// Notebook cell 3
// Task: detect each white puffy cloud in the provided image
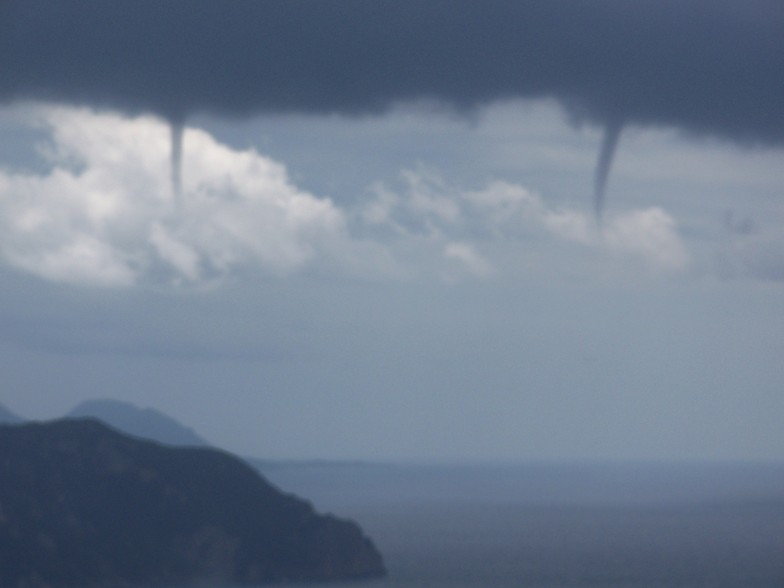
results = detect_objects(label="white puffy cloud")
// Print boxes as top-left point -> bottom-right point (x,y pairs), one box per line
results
0,108 -> 696,289
443,242 -> 494,278
601,208 -> 690,273
363,168 -> 691,275
0,107 -> 349,286
400,167 -> 461,225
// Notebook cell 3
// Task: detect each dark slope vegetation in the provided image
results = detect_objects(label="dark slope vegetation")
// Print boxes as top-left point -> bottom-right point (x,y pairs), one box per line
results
0,419 -> 385,588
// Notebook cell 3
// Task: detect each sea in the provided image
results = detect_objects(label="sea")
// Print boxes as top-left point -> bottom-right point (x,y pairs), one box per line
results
259,461 -> 784,588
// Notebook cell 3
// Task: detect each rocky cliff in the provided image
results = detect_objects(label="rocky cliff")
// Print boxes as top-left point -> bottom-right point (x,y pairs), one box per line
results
0,419 -> 385,587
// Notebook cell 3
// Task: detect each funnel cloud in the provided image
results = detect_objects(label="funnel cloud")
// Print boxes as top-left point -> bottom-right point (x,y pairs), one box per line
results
169,118 -> 184,200
594,119 -> 624,222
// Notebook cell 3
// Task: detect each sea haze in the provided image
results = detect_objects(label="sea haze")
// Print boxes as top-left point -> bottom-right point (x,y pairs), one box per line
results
261,462 -> 784,587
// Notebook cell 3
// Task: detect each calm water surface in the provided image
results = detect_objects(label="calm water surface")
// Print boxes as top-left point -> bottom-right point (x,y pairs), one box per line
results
261,462 -> 784,588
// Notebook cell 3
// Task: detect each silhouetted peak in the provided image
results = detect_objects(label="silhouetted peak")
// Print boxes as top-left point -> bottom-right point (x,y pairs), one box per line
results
68,398 -> 209,447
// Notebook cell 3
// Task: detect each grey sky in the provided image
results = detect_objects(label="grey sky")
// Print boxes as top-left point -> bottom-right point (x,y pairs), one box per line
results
0,3 -> 782,462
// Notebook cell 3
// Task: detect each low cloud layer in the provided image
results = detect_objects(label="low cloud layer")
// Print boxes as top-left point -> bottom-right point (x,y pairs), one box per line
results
2,1 -> 782,145
10,107 -> 782,288
718,212 -> 784,281
0,108 -> 349,287
363,171 -> 691,276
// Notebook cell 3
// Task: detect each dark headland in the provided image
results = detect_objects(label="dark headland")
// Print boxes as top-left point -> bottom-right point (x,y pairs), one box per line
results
0,419 -> 385,588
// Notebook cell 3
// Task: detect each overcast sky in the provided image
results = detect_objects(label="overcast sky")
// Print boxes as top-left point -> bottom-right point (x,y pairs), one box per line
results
1,1 -> 783,462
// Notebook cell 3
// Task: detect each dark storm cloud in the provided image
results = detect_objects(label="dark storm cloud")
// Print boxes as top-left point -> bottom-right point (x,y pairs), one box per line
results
1,0 -> 783,143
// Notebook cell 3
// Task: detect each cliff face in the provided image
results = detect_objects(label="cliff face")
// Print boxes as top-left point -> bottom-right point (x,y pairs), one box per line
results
0,419 -> 385,588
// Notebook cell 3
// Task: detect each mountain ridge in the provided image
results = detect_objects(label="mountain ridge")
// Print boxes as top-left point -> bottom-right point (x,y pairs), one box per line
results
67,398 -> 209,447
0,418 -> 385,587
0,402 -> 22,424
